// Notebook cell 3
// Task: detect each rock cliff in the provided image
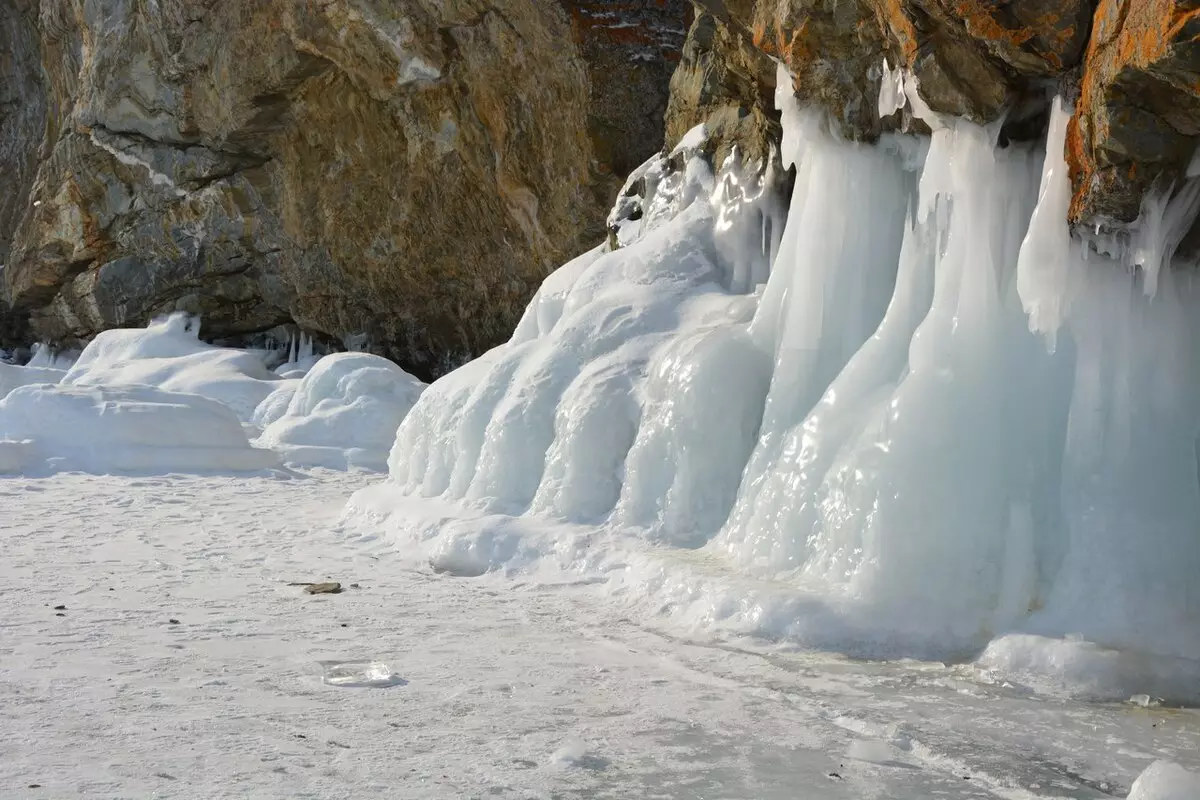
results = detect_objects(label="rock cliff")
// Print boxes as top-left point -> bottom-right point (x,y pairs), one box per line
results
0,0 -> 688,377
6,0 -> 1200,370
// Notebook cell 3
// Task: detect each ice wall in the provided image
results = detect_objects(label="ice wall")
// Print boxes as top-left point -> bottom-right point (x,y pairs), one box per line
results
389,131 -> 785,540
377,66 -> 1200,692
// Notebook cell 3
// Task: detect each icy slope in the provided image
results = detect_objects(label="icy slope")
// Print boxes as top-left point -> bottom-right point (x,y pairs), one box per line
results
363,68 -> 1200,698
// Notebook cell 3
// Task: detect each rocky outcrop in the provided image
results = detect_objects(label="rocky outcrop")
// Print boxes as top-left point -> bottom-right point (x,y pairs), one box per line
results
665,3 -> 781,167
1,0 -> 687,378
668,0 -> 1200,250
1068,0 -> 1200,229
0,1 -> 46,294
667,0 -> 1094,147
9,0 -> 1200,372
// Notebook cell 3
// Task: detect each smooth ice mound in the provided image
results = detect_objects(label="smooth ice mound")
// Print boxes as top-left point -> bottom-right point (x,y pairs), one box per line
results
0,383 -> 279,474
354,68 -> 1200,700
63,312 -> 285,421
259,352 -> 425,471
1127,761 -> 1200,800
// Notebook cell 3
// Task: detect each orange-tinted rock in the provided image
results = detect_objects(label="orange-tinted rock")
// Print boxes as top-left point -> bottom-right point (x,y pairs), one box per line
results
667,0 -> 1092,151
1069,0 -> 1200,227
665,4 -> 781,166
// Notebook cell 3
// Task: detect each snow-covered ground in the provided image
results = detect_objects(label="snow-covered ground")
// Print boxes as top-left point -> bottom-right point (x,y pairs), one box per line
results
1,470 -> 1197,799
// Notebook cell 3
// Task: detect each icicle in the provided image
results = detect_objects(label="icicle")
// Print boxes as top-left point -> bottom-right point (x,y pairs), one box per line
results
1016,96 -> 1079,347
711,148 -> 786,293
877,58 -> 906,119
378,62 -> 1200,694
1130,180 -> 1200,298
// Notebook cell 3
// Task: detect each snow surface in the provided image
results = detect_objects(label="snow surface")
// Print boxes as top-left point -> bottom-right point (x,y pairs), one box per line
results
259,352 -> 425,470
2,470 -> 1198,798
363,65 -> 1200,704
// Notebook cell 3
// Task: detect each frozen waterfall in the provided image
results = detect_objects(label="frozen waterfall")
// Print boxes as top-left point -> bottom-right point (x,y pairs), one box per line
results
359,64 -> 1200,699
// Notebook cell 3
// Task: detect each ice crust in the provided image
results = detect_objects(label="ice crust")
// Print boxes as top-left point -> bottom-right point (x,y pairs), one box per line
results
365,64 -> 1200,698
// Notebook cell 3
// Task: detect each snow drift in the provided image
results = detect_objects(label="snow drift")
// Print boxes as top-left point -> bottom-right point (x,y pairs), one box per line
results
0,342 -> 73,399
62,313 -> 284,421
0,362 -> 66,400
361,70 -> 1200,699
0,384 -> 279,474
259,352 -> 425,470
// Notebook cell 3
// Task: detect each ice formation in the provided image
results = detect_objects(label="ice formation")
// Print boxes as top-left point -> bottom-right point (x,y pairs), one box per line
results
259,352 -> 425,470
0,362 -> 66,400
273,331 -> 322,379
0,313 -> 440,475
366,66 -> 1200,697
0,383 -> 279,474
0,343 -> 74,400
62,313 -> 286,421
1127,761 -> 1200,800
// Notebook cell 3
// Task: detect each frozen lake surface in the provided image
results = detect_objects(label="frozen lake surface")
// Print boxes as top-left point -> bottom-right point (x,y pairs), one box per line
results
2,471 -> 1196,799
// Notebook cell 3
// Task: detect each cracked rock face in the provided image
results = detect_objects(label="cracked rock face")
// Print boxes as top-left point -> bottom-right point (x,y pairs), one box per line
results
1,0 -> 687,377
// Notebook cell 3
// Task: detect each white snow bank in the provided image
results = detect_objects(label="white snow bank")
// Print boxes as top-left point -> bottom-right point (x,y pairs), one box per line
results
0,439 -> 38,473
260,353 -> 425,471
976,634 -> 1200,705
63,313 -> 284,421
0,362 -> 65,400
250,380 -> 301,430
359,64 -> 1200,701
1128,761 -> 1200,800
0,384 -> 279,474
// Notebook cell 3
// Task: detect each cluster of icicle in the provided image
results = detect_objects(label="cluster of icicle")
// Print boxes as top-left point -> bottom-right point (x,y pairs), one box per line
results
386,60 -> 1200,675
